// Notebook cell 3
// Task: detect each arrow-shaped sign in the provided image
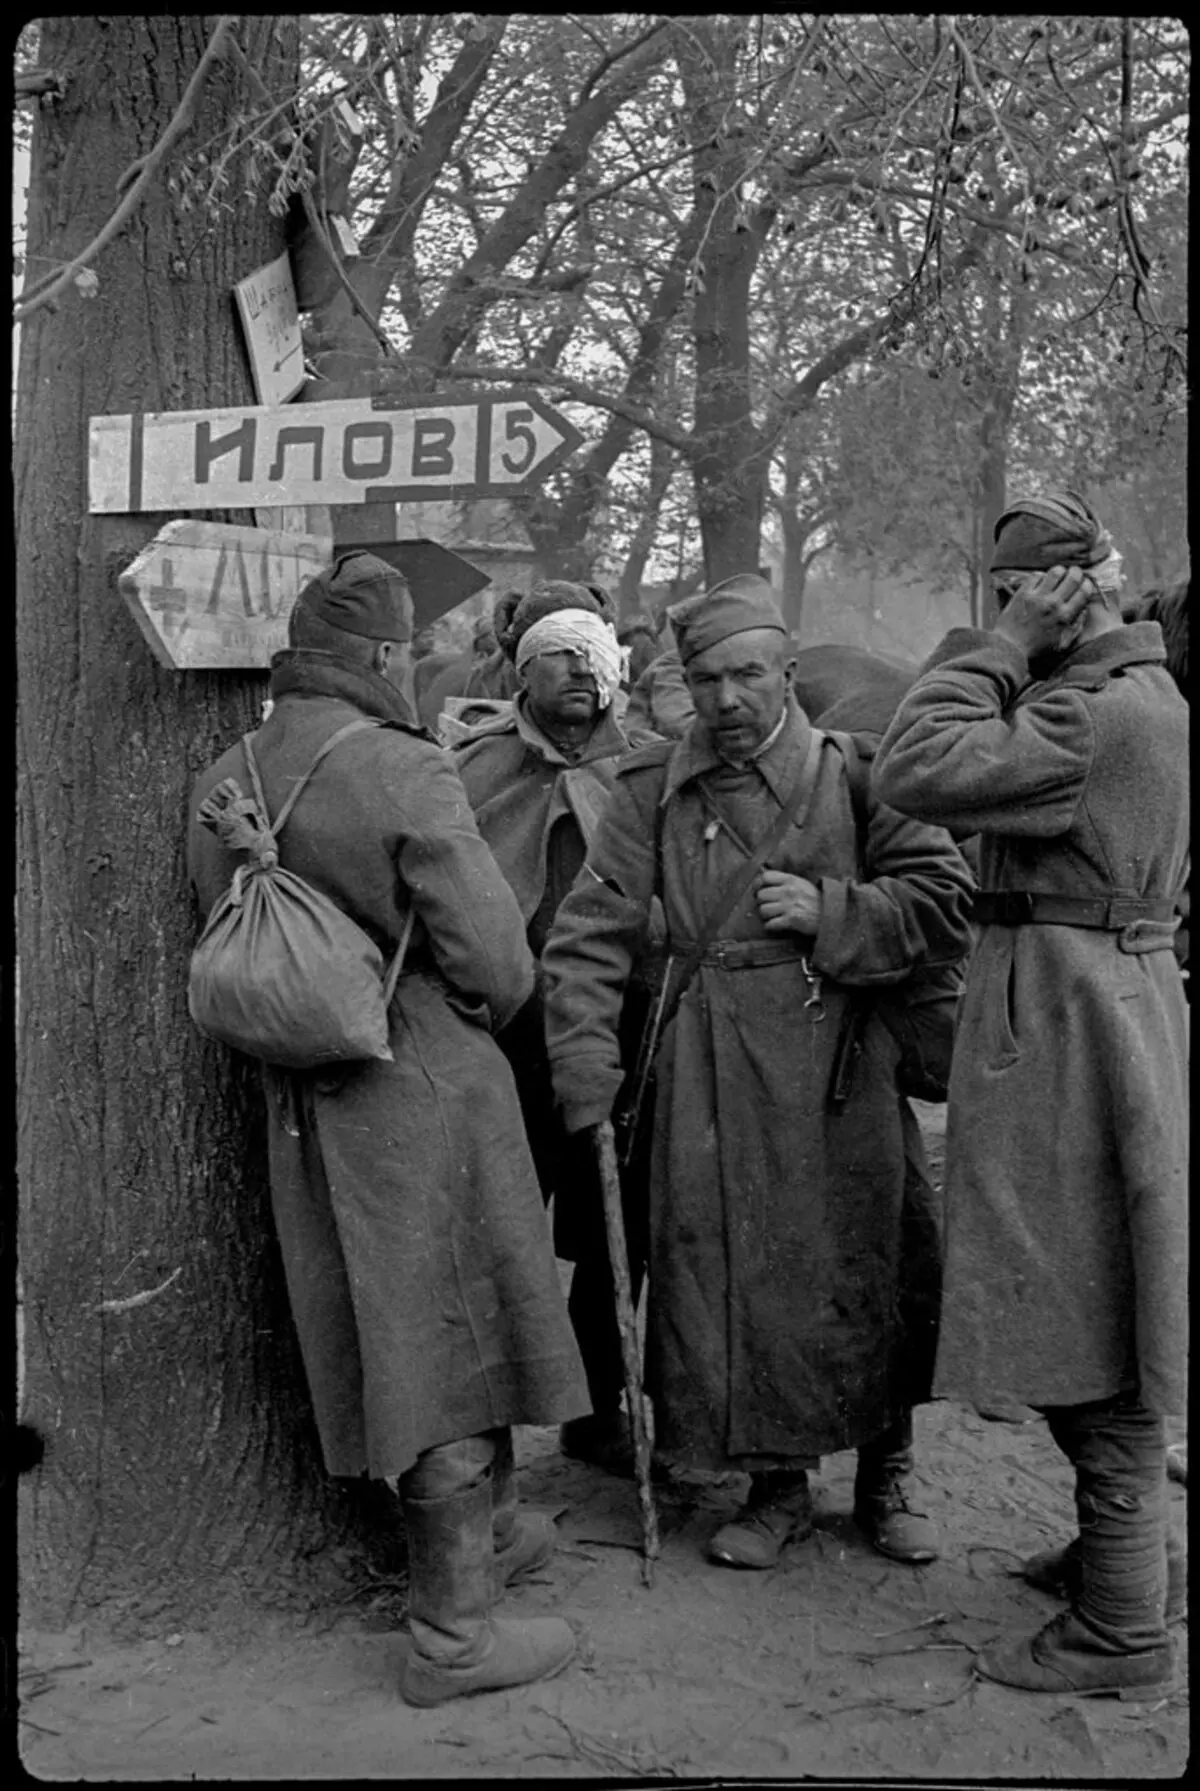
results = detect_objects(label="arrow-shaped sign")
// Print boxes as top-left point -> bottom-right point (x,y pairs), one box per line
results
119,519 -> 330,669
89,390 -> 586,515
118,519 -> 491,669
331,537 -> 490,630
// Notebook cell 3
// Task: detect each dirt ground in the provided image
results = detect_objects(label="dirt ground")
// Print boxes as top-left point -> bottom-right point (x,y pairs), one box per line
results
18,1109 -> 1190,1782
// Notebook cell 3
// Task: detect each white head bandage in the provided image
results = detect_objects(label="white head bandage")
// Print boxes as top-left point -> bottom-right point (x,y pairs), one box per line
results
514,607 -> 628,709
1086,548 -> 1125,595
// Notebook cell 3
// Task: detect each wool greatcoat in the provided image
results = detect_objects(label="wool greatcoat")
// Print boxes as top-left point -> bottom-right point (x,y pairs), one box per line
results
453,695 -> 659,1271
873,622 -> 1189,1417
542,696 -> 975,1467
187,650 -> 589,1482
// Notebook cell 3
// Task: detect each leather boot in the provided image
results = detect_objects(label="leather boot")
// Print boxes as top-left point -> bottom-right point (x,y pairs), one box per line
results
854,1417 -> 939,1564
490,1428 -> 556,1598
977,1608 -> 1176,1698
399,1478 -> 575,1707
708,1470 -> 814,1569
1023,1532 -> 1187,1626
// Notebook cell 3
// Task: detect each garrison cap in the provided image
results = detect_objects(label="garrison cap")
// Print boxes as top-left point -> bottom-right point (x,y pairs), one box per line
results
990,488 -> 1113,575
667,573 -> 786,665
294,551 -> 413,642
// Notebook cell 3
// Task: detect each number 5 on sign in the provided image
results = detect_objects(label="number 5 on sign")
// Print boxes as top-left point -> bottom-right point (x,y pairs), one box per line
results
489,400 -> 567,485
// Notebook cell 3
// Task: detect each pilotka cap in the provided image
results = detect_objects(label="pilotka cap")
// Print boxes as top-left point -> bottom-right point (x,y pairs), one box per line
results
295,551 -> 413,641
668,574 -> 786,665
989,489 -> 1112,575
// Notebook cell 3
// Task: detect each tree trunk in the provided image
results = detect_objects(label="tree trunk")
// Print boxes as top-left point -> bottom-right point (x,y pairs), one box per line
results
676,23 -> 772,587
617,438 -> 675,615
16,16 -> 372,1633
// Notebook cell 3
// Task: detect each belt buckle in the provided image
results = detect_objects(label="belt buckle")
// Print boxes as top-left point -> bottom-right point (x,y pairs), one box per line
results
711,941 -> 729,969
998,891 -> 1035,925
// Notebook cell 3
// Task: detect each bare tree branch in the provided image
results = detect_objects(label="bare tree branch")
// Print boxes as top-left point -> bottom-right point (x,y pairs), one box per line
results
445,359 -> 693,454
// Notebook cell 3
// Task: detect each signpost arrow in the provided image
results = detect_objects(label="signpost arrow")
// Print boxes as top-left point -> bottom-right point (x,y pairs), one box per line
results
89,390 -> 586,515
330,537 -> 490,630
119,520 -> 490,668
119,519 -> 330,670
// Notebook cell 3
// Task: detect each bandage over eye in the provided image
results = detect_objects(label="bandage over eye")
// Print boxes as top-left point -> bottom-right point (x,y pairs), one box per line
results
514,608 -> 629,709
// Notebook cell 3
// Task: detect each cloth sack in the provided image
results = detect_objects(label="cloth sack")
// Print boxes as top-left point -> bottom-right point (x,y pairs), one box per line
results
188,720 -> 410,1069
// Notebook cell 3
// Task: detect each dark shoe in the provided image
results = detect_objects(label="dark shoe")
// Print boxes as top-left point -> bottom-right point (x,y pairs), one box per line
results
708,1473 -> 813,1569
490,1426 -> 557,1597
854,1453 -> 939,1564
399,1476 -> 576,1706
560,1412 -> 672,1483
976,1609 -> 1176,1699
1023,1535 -> 1187,1626
493,1512 -> 556,1597
560,1411 -> 636,1476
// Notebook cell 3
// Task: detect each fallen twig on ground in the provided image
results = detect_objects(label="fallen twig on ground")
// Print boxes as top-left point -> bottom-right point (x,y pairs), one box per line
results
870,1611 -> 949,1639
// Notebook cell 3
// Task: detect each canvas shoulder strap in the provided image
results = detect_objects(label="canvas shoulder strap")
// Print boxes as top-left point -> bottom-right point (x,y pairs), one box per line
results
667,724 -> 826,1004
240,717 -> 412,1003
241,718 -> 383,839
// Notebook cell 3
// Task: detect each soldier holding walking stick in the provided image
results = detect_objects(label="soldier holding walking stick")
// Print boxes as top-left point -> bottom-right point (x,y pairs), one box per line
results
542,575 -> 975,1572
454,579 -> 662,1479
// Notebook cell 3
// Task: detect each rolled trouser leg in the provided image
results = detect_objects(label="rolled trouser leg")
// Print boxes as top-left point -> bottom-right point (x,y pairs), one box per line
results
1023,1529 -> 1187,1624
399,1432 -> 575,1707
1049,1396 -> 1170,1653
978,1395 -> 1176,1695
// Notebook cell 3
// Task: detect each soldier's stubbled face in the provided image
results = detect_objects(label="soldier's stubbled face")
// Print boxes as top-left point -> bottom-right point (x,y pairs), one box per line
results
520,648 -> 601,728
685,628 -> 797,762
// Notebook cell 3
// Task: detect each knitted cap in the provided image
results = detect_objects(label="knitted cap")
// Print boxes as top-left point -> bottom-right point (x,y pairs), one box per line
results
294,551 -> 413,641
667,574 -> 786,665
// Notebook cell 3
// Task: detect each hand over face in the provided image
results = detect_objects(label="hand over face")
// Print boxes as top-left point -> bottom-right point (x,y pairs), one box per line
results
993,563 -> 1092,661
756,868 -> 821,934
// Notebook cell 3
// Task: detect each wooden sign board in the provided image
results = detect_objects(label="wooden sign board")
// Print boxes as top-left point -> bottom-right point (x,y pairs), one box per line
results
89,392 -> 585,514
233,251 -> 305,407
119,519 -> 330,669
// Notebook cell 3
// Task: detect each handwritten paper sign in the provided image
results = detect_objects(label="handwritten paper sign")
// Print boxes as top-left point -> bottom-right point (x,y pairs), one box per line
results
234,251 -> 305,407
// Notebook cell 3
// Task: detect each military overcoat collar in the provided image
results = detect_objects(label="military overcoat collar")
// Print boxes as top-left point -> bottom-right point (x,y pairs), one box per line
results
662,694 -> 815,804
512,691 -> 630,768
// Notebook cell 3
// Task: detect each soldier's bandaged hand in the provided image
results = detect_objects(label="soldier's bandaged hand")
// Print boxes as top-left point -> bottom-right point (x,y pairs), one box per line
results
756,869 -> 821,934
993,563 -> 1091,660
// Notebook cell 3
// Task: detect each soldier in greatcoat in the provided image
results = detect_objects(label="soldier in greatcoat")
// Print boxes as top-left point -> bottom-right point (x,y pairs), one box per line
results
454,581 -> 656,1476
874,490 -> 1188,1696
541,575 -> 975,1569
188,553 -> 589,1706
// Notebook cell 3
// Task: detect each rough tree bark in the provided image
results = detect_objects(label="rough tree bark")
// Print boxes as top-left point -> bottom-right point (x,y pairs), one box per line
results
16,16 -> 380,1633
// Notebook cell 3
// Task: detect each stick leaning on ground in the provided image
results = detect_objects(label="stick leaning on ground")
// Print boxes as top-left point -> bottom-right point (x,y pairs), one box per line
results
592,1118 -> 660,1586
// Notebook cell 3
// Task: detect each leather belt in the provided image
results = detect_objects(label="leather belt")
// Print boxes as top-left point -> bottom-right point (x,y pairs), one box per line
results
972,892 -> 1178,930
674,936 -> 813,970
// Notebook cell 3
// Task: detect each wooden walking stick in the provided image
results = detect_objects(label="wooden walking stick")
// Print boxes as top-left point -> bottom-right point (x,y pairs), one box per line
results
593,1117 -> 660,1586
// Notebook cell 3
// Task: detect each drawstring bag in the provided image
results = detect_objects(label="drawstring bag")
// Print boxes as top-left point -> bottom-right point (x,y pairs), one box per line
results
189,720 -> 412,1069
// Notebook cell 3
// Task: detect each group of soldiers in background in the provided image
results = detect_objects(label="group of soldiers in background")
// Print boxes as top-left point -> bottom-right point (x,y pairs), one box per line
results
190,488 -> 1188,1709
